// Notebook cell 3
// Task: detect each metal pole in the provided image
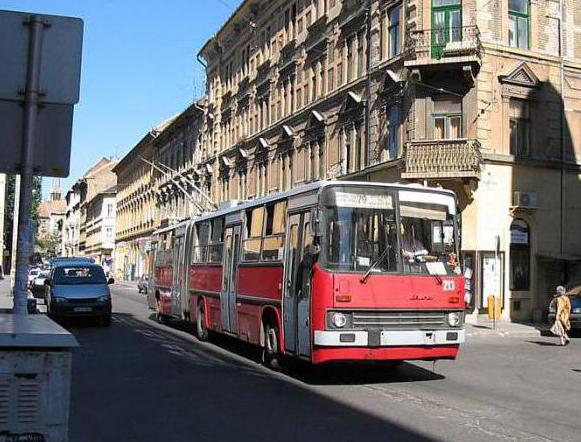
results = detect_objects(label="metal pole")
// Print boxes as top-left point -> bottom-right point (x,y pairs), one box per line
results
13,15 -> 45,315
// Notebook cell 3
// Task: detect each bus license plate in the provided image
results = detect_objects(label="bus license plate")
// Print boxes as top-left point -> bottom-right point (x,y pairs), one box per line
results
74,307 -> 92,313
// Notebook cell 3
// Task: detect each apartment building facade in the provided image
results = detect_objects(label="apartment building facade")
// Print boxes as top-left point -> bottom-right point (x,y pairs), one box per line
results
192,0 -> 581,322
85,187 -> 117,268
153,103 -> 212,228
113,122 -> 169,281
61,158 -> 118,257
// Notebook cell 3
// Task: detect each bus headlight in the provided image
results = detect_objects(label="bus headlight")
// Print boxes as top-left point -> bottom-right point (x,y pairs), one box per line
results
331,312 -> 348,328
447,312 -> 461,327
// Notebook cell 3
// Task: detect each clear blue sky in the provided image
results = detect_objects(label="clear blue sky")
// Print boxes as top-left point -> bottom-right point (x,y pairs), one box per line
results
2,0 -> 234,199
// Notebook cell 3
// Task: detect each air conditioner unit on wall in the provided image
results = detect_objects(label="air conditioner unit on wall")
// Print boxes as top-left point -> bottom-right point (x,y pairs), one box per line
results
513,191 -> 538,209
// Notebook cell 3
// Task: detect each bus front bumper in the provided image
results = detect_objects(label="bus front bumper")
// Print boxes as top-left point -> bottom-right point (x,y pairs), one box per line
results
314,329 -> 465,347
311,329 -> 465,363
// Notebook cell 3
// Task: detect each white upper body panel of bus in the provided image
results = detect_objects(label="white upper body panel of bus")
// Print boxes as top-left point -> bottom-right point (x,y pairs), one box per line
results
152,180 -> 457,235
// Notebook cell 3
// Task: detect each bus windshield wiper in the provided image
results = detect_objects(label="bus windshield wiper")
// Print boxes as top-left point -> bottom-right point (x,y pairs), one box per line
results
360,247 -> 391,284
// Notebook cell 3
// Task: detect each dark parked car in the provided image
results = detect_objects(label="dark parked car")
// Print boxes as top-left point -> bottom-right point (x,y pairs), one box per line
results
137,275 -> 149,294
548,284 -> 581,329
45,263 -> 114,326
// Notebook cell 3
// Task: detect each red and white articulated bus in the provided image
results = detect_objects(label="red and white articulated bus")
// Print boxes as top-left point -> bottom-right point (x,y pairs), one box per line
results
147,181 -> 465,366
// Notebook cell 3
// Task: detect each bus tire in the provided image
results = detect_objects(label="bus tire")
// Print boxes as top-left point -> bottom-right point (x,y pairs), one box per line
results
262,321 -> 281,371
156,297 -> 167,324
196,302 -> 208,341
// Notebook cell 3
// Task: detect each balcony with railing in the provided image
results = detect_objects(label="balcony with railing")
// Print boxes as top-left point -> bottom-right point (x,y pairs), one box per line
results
402,138 -> 482,179
404,25 -> 482,68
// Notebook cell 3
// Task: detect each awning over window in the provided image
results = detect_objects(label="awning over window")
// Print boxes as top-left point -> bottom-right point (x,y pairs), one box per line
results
205,164 -> 213,174
239,147 -> 248,158
311,110 -> 325,123
221,156 -> 232,167
258,137 -> 270,149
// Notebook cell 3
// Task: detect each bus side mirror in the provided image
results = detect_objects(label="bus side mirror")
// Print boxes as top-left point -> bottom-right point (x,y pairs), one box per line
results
305,244 -> 320,257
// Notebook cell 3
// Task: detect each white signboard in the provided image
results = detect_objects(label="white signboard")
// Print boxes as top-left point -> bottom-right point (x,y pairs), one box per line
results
334,192 -> 393,209
0,10 -> 83,177
0,10 -> 83,104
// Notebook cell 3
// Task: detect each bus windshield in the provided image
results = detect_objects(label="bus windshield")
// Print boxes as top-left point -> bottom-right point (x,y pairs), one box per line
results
320,186 -> 459,276
321,187 -> 398,272
399,200 -> 458,276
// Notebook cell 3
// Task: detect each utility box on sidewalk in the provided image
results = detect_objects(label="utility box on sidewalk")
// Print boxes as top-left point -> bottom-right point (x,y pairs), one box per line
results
0,314 -> 78,442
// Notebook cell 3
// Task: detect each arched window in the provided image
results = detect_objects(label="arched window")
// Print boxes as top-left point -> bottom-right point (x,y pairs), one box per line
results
510,219 -> 530,291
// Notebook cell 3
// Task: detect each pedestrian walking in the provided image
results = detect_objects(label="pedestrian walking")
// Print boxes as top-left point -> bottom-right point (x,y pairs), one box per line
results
550,285 -> 571,346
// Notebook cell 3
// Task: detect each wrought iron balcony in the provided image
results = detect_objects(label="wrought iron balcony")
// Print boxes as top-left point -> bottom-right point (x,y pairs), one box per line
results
404,25 -> 482,66
402,139 -> 482,179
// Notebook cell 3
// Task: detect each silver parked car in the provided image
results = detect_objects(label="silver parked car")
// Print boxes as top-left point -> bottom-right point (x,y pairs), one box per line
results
45,263 -> 114,326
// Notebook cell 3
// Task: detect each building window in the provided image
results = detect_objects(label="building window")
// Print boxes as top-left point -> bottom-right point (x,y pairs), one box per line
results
388,105 -> 400,159
388,5 -> 401,58
107,203 -> 114,218
508,0 -> 529,49
432,96 -> 462,139
510,219 -> 530,291
509,98 -> 530,157
346,39 -> 353,82
357,33 -> 365,77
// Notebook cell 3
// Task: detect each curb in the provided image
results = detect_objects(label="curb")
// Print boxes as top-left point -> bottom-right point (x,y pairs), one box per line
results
466,327 -> 547,338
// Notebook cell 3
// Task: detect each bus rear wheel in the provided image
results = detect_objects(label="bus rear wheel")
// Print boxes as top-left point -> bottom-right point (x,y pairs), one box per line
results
262,322 -> 281,371
196,302 -> 208,341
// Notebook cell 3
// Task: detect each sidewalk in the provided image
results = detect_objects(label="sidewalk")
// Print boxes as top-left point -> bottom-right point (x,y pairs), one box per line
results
0,278 -> 13,310
466,319 -> 549,338
115,279 -> 138,290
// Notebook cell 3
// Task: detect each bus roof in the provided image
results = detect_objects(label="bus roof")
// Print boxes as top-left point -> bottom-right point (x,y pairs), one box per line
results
153,181 -> 457,235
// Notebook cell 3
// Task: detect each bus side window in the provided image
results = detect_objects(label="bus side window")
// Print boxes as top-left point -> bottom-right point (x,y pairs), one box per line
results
208,217 -> 225,263
243,207 -> 264,261
193,221 -> 210,263
262,201 -> 286,261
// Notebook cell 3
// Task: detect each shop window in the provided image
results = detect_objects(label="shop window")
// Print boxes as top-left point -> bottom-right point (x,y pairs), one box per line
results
510,219 -> 530,290
509,98 -> 530,158
508,0 -> 529,49
432,96 -> 462,139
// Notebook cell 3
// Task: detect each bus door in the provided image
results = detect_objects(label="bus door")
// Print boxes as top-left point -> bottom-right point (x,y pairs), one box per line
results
283,212 -> 313,358
221,225 -> 241,333
147,240 -> 158,310
171,235 -> 185,317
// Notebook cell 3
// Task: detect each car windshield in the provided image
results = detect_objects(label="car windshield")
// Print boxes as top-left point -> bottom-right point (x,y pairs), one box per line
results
53,266 -> 107,285
321,187 -> 398,272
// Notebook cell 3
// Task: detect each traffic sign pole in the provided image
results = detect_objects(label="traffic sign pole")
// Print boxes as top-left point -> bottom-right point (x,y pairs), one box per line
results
13,15 -> 45,315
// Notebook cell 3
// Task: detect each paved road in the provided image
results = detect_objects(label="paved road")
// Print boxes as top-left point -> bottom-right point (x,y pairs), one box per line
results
65,284 -> 581,442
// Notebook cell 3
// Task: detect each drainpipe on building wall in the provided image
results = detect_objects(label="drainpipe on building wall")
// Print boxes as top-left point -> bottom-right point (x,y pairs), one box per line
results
364,0 -> 373,168
559,0 -> 566,258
